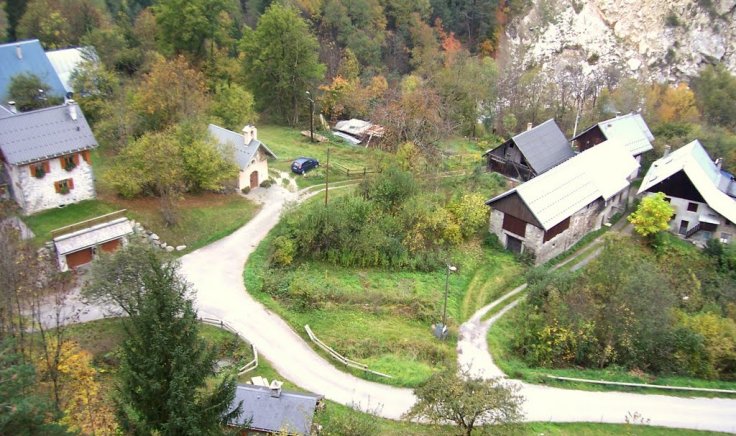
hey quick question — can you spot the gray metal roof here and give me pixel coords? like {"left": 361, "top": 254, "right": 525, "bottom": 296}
{"left": 487, "top": 139, "right": 638, "bottom": 230}
{"left": 207, "top": 124, "right": 277, "bottom": 168}
{"left": 638, "top": 140, "right": 736, "bottom": 224}
{"left": 0, "top": 39, "right": 67, "bottom": 101}
{"left": 574, "top": 113, "right": 654, "bottom": 156}
{"left": 53, "top": 217, "right": 133, "bottom": 255}
{"left": 0, "top": 102, "right": 97, "bottom": 165}
{"left": 45, "top": 47, "right": 92, "bottom": 93}
{"left": 492, "top": 119, "right": 575, "bottom": 174}
{"left": 229, "top": 385, "right": 322, "bottom": 435}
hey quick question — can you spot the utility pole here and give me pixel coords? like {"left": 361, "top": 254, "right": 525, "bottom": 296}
{"left": 306, "top": 91, "right": 315, "bottom": 143}
{"left": 324, "top": 147, "right": 330, "bottom": 206}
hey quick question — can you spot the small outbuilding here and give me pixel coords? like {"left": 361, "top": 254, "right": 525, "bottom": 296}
{"left": 208, "top": 124, "right": 277, "bottom": 191}
{"left": 52, "top": 215, "right": 133, "bottom": 271}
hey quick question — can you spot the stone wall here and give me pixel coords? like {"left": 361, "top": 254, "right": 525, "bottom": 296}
{"left": 7, "top": 155, "right": 96, "bottom": 215}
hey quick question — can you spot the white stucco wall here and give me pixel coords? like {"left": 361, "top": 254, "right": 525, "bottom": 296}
{"left": 8, "top": 153, "right": 96, "bottom": 215}
{"left": 238, "top": 148, "right": 270, "bottom": 190}
{"left": 651, "top": 193, "right": 735, "bottom": 244}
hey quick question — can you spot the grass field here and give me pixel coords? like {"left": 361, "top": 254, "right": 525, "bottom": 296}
{"left": 22, "top": 192, "right": 259, "bottom": 253}
{"left": 487, "top": 305, "right": 736, "bottom": 397}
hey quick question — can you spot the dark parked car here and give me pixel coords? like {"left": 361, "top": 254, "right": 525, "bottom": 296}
{"left": 291, "top": 157, "right": 319, "bottom": 174}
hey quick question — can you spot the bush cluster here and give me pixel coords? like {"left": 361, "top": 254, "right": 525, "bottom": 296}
{"left": 514, "top": 235, "right": 736, "bottom": 380}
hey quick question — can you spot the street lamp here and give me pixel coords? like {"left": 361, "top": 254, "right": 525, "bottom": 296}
{"left": 305, "top": 91, "right": 315, "bottom": 143}
{"left": 434, "top": 264, "right": 457, "bottom": 340}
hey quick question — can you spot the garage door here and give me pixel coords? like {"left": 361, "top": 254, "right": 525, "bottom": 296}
{"left": 100, "top": 238, "right": 122, "bottom": 253}
{"left": 66, "top": 248, "right": 93, "bottom": 269}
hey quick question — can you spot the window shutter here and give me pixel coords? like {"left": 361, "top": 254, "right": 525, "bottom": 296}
{"left": 43, "top": 161, "right": 50, "bottom": 173}
{"left": 82, "top": 150, "right": 91, "bottom": 163}
{"left": 68, "top": 178, "right": 75, "bottom": 190}
{"left": 73, "top": 154, "right": 80, "bottom": 165}
{"left": 54, "top": 181, "right": 61, "bottom": 193}
{"left": 29, "top": 165, "right": 36, "bottom": 177}
{"left": 59, "top": 157, "right": 65, "bottom": 168}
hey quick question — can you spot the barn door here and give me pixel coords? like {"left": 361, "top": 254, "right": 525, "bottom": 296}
{"left": 250, "top": 171, "right": 259, "bottom": 189}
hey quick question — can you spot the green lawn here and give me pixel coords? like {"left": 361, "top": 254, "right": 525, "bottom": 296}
{"left": 488, "top": 305, "right": 736, "bottom": 397}
{"left": 22, "top": 193, "right": 259, "bottom": 253}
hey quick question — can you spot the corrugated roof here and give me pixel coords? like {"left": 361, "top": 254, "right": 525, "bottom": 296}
{"left": 45, "top": 47, "right": 91, "bottom": 93}
{"left": 638, "top": 140, "right": 736, "bottom": 224}
{"left": 53, "top": 218, "right": 133, "bottom": 255}
{"left": 496, "top": 119, "right": 575, "bottom": 174}
{"left": 576, "top": 113, "right": 654, "bottom": 156}
{"left": 229, "top": 385, "right": 322, "bottom": 434}
{"left": 0, "top": 102, "right": 97, "bottom": 165}
{"left": 487, "top": 139, "right": 638, "bottom": 230}
{"left": 0, "top": 40, "right": 67, "bottom": 100}
{"left": 208, "top": 124, "right": 277, "bottom": 168}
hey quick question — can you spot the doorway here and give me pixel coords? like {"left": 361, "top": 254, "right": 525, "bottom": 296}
{"left": 678, "top": 220, "right": 689, "bottom": 235}
{"left": 250, "top": 171, "right": 259, "bottom": 189}
{"left": 506, "top": 235, "right": 523, "bottom": 254}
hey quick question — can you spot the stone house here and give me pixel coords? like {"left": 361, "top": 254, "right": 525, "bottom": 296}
{"left": 637, "top": 140, "right": 736, "bottom": 245}
{"left": 572, "top": 112, "right": 654, "bottom": 178}
{"left": 208, "top": 124, "right": 277, "bottom": 191}
{"left": 52, "top": 214, "right": 133, "bottom": 271}
{"left": 486, "top": 139, "right": 638, "bottom": 264}
{"left": 483, "top": 119, "right": 575, "bottom": 182}
{"left": 0, "top": 101, "right": 97, "bottom": 214}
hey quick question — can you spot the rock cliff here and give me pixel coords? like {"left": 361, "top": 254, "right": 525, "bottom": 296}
{"left": 504, "top": 0, "right": 736, "bottom": 81}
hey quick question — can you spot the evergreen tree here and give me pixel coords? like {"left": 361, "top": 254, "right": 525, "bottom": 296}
{"left": 114, "top": 249, "right": 241, "bottom": 435}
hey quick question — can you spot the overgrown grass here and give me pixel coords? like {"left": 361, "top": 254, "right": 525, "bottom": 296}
{"left": 488, "top": 306, "right": 736, "bottom": 397}
{"left": 23, "top": 193, "right": 259, "bottom": 253}
{"left": 23, "top": 199, "right": 120, "bottom": 244}
{"left": 244, "top": 209, "right": 522, "bottom": 388}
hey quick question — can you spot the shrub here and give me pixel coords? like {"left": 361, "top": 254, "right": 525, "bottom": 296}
{"left": 271, "top": 235, "right": 296, "bottom": 267}
{"left": 241, "top": 186, "right": 250, "bottom": 194}
{"left": 259, "top": 179, "right": 273, "bottom": 188}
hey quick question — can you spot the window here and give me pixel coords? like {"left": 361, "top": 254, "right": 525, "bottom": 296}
{"left": 687, "top": 202, "right": 698, "bottom": 212}
{"left": 722, "top": 233, "right": 732, "bottom": 244}
{"left": 54, "top": 178, "right": 74, "bottom": 194}
{"left": 60, "top": 154, "right": 80, "bottom": 171}
{"left": 664, "top": 197, "right": 671, "bottom": 203}
{"left": 502, "top": 214, "right": 527, "bottom": 237}
{"left": 29, "top": 161, "right": 50, "bottom": 178}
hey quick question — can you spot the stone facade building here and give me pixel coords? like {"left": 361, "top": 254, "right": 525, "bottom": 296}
{"left": 0, "top": 101, "right": 97, "bottom": 214}
{"left": 486, "top": 139, "right": 638, "bottom": 264}
{"left": 638, "top": 140, "right": 736, "bottom": 245}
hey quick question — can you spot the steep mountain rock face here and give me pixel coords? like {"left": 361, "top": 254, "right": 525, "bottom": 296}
{"left": 504, "top": 0, "right": 736, "bottom": 81}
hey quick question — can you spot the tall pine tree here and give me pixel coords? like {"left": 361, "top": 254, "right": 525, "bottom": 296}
{"left": 113, "top": 248, "right": 241, "bottom": 434}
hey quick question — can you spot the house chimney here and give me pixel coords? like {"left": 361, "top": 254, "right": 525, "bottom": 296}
{"left": 663, "top": 144, "right": 671, "bottom": 158}
{"left": 715, "top": 158, "right": 722, "bottom": 171}
{"left": 7, "top": 101, "right": 17, "bottom": 114}
{"left": 269, "top": 380, "right": 283, "bottom": 398}
{"left": 242, "top": 125, "right": 253, "bottom": 145}
{"left": 16, "top": 44, "right": 22, "bottom": 60}
{"left": 66, "top": 100, "right": 78, "bottom": 120}
{"left": 526, "top": 122, "right": 533, "bottom": 131}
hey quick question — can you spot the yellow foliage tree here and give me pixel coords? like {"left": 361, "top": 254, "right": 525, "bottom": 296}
{"left": 654, "top": 83, "right": 701, "bottom": 123}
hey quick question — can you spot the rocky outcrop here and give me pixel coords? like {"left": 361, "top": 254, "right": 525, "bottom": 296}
{"left": 505, "top": 0, "right": 736, "bottom": 82}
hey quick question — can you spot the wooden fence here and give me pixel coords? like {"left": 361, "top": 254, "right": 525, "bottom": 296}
{"left": 200, "top": 317, "right": 259, "bottom": 375}
{"left": 304, "top": 325, "right": 392, "bottom": 378}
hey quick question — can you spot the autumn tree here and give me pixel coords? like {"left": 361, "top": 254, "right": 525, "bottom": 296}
{"left": 0, "top": 339, "right": 69, "bottom": 435}
{"left": 131, "top": 54, "right": 209, "bottom": 132}
{"left": 70, "top": 60, "right": 120, "bottom": 124}
{"left": 652, "top": 83, "right": 700, "bottom": 124}
{"left": 404, "top": 367, "right": 524, "bottom": 435}
{"left": 241, "top": 3, "right": 325, "bottom": 126}
{"left": 90, "top": 245, "right": 242, "bottom": 434}
{"left": 0, "top": 2, "right": 7, "bottom": 41}
{"left": 17, "top": 0, "right": 109, "bottom": 48}
{"left": 8, "top": 73, "right": 63, "bottom": 112}
{"left": 628, "top": 192, "right": 675, "bottom": 238}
